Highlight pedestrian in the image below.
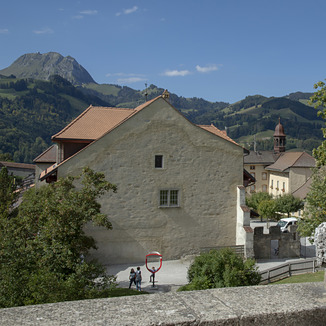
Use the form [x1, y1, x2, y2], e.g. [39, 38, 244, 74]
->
[149, 266, 156, 283]
[135, 266, 142, 291]
[129, 268, 136, 289]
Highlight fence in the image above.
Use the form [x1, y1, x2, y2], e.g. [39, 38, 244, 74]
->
[259, 258, 317, 284]
[200, 245, 245, 257]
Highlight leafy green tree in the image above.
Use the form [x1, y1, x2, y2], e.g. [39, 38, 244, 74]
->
[257, 199, 278, 221]
[298, 80, 326, 237]
[246, 192, 273, 221]
[246, 192, 273, 211]
[275, 194, 304, 217]
[310, 80, 326, 167]
[298, 167, 326, 237]
[178, 248, 261, 291]
[0, 166, 18, 218]
[0, 167, 118, 307]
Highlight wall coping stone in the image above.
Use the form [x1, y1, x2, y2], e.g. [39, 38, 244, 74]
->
[0, 282, 326, 325]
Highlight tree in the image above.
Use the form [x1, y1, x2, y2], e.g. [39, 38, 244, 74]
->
[246, 192, 273, 221]
[257, 199, 278, 221]
[246, 192, 272, 211]
[298, 80, 326, 237]
[0, 166, 18, 218]
[178, 248, 261, 291]
[310, 80, 326, 167]
[274, 194, 304, 217]
[298, 167, 326, 237]
[0, 167, 118, 307]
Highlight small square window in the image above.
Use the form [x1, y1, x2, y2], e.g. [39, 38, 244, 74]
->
[250, 165, 255, 170]
[155, 155, 163, 168]
[262, 172, 267, 180]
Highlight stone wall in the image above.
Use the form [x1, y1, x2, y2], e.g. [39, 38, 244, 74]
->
[1, 283, 325, 325]
[254, 225, 300, 259]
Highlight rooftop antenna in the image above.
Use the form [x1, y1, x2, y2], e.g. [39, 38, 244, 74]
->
[144, 83, 148, 102]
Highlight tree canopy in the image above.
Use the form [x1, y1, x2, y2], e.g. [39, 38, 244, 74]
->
[298, 79, 326, 237]
[178, 248, 261, 291]
[0, 167, 118, 307]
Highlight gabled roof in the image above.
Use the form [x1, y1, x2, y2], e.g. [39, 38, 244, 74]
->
[52, 96, 161, 141]
[0, 161, 35, 170]
[39, 94, 241, 181]
[33, 144, 57, 163]
[266, 152, 315, 172]
[244, 151, 280, 165]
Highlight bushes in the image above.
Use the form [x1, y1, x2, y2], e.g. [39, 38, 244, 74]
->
[178, 248, 261, 291]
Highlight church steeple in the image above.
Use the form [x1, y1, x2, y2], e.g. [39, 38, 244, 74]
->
[273, 118, 286, 153]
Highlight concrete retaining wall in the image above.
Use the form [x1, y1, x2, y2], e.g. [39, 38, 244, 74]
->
[0, 282, 325, 325]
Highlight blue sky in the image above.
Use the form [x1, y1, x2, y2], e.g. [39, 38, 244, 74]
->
[1, 0, 326, 103]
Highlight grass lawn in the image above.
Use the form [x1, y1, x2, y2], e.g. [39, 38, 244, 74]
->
[272, 271, 324, 284]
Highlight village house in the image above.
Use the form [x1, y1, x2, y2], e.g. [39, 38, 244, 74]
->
[34, 92, 252, 264]
[244, 119, 315, 205]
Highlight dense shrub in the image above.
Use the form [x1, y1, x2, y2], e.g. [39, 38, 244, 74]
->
[178, 248, 261, 291]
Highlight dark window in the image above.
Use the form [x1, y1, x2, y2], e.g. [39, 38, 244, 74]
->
[155, 155, 163, 168]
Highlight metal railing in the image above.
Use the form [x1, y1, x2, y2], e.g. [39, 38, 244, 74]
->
[259, 258, 317, 284]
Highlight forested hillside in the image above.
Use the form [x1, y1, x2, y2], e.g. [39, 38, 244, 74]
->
[0, 75, 110, 162]
[0, 74, 323, 163]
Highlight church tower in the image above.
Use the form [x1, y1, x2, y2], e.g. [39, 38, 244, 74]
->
[273, 118, 286, 153]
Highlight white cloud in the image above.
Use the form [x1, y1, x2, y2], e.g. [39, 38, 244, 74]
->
[106, 72, 146, 84]
[33, 27, 54, 35]
[116, 6, 138, 16]
[79, 10, 98, 15]
[162, 69, 191, 77]
[0, 29, 9, 34]
[196, 64, 218, 73]
[72, 15, 83, 19]
[117, 77, 146, 83]
[124, 6, 138, 14]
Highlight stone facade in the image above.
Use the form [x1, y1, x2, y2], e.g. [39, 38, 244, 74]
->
[36, 96, 245, 264]
[254, 225, 301, 259]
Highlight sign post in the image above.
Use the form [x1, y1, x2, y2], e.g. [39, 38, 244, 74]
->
[145, 251, 162, 287]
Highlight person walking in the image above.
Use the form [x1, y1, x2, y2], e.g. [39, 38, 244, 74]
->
[135, 266, 142, 291]
[129, 268, 136, 289]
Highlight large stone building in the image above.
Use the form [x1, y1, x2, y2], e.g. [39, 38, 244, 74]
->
[244, 119, 315, 203]
[34, 93, 250, 264]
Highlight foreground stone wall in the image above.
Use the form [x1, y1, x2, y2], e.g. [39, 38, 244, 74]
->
[1, 283, 325, 325]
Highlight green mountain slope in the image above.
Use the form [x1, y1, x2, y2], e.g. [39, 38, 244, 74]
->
[0, 75, 110, 162]
[0, 52, 324, 163]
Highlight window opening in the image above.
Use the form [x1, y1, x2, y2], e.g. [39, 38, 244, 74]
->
[160, 190, 179, 207]
[155, 155, 163, 168]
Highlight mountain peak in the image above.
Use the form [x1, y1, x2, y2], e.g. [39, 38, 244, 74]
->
[0, 52, 96, 85]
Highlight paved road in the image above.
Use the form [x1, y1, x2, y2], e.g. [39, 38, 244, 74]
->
[105, 255, 314, 293]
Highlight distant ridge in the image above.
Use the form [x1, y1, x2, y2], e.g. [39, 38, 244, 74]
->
[0, 52, 96, 85]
